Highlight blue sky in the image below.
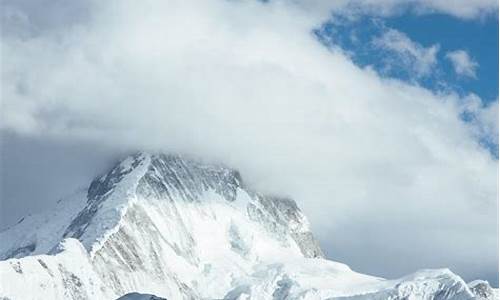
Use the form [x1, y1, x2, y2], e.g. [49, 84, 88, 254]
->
[314, 12, 499, 157]
[389, 14, 498, 101]
[314, 13, 498, 102]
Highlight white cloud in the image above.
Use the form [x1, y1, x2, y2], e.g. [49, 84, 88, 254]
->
[446, 49, 479, 78]
[415, 0, 498, 19]
[372, 28, 440, 78]
[0, 0, 497, 282]
[325, 0, 498, 20]
[478, 101, 499, 146]
[460, 94, 499, 146]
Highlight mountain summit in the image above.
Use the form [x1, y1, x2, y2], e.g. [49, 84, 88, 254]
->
[0, 152, 496, 299]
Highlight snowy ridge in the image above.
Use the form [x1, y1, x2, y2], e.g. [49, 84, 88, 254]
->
[63, 153, 152, 257]
[0, 238, 115, 299]
[0, 189, 87, 260]
[0, 152, 497, 300]
[468, 280, 500, 300]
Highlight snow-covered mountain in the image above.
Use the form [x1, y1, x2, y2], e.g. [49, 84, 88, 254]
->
[0, 152, 497, 300]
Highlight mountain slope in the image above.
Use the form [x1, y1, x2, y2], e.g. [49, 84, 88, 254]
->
[0, 152, 496, 300]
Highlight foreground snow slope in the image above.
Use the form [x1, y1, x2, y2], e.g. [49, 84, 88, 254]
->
[0, 152, 496, 300]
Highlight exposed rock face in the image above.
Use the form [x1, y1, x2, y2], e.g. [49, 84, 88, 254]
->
[116, 292, 167, 300]
[0, 152, 496, 300]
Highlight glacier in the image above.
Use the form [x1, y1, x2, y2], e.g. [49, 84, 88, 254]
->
[0, 152, 497, 300]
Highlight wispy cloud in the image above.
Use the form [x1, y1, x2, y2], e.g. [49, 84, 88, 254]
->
[372, 28, 440, 78]
[326, 0, 498, 20]
[446, 49, 479, 78]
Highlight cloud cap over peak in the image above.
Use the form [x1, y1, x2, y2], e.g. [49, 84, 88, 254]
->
[1, 0, 498, 286]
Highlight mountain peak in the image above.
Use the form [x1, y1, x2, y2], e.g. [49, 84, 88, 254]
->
[1, 151, 495, 300]
[2, 151, 322, 260]
[87, 152, 151, 202]
[63, 152, 152, 254]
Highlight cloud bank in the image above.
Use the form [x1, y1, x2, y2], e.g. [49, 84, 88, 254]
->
[1, 0, 498, 284]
